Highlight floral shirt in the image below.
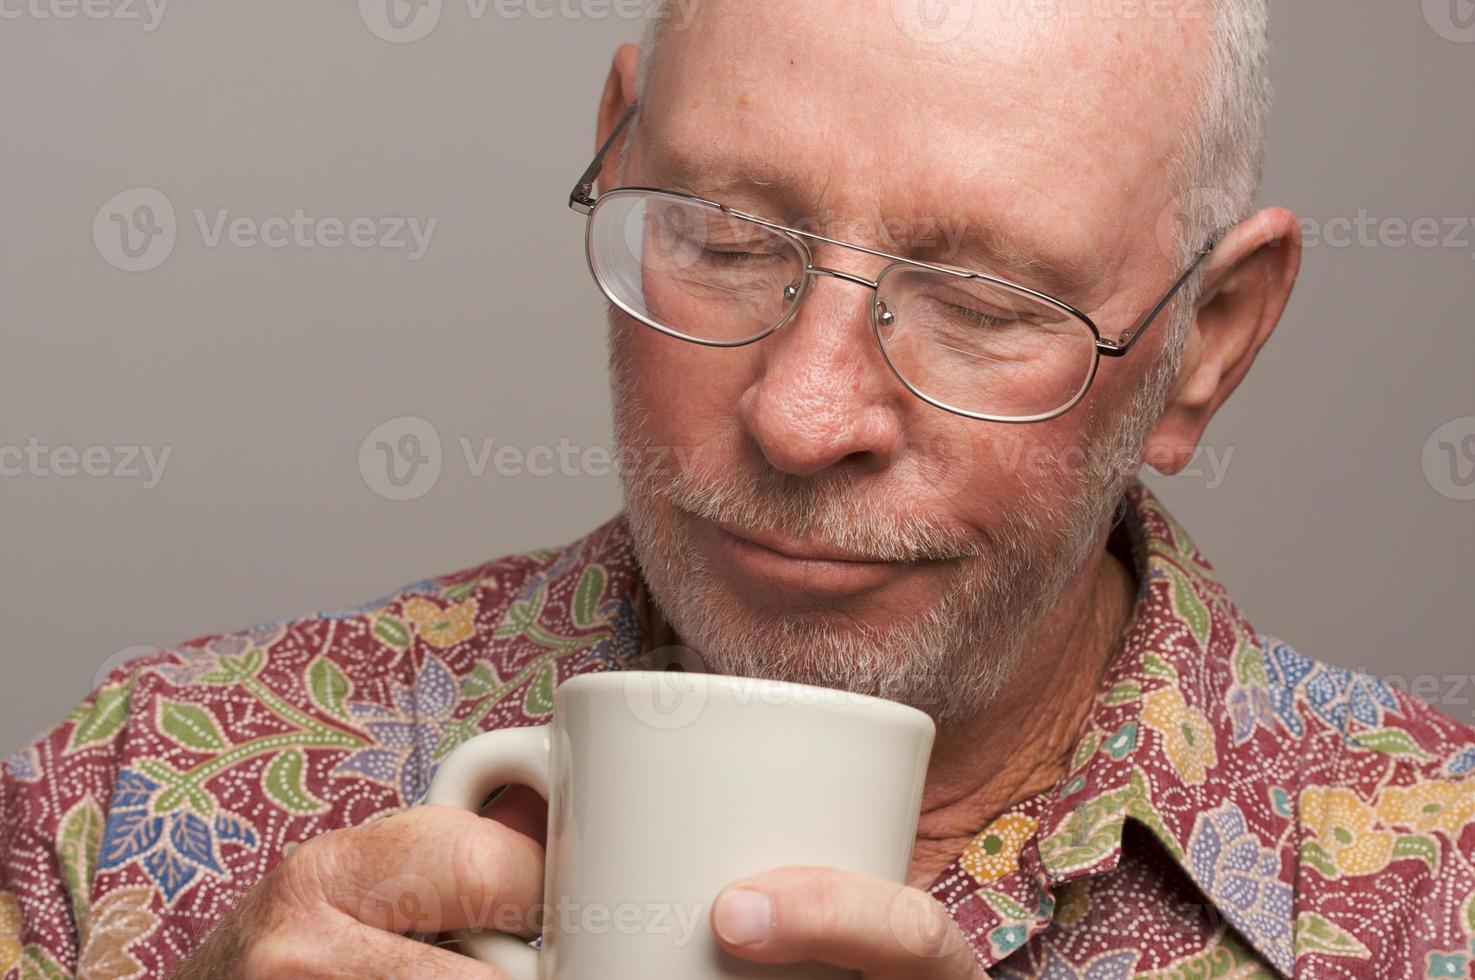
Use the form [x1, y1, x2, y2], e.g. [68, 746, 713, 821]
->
[2, 485, 1473, 979]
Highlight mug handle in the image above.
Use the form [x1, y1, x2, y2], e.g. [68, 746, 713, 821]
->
[425, 725, 552, 980]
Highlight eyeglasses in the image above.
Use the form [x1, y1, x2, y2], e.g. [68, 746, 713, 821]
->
[569, 101, 1220, 423]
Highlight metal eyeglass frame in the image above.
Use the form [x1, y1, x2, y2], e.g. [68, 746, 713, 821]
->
[569, 101, 1222, 423]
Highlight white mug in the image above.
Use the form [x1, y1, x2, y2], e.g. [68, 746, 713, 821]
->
[426, 669, 936, 979]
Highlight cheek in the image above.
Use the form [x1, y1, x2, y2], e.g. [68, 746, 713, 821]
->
[1090, 330, 1169, 410]
[921, 420, 1102, 530]
[616, 317, 757, 461]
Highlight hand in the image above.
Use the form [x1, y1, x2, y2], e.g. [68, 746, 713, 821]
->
[170, 801, 546, 979]
[711, 867, 992, 979]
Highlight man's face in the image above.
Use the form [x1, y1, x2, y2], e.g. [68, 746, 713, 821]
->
[611, 0, 1207, 724]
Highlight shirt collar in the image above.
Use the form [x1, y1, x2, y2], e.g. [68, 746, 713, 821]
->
[523, 483, 1297, 973]
[928, 484, 1298, 972]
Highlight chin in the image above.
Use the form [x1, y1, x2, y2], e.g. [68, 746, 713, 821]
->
[631, 518, 1017, 726]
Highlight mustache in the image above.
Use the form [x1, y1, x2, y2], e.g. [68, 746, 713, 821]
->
[608, 362, 989, 565]
[646, 458, 989, 563]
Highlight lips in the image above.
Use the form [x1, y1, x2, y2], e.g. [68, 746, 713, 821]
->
[708, 520, 890, 565]
[680, 511, 916, 600]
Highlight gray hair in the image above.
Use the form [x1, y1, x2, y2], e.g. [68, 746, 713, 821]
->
[627, 0, 1272, 404]
[1146, 0, 1272, 404]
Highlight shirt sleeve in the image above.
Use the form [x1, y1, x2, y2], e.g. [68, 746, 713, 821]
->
[2, 659, 156, 980]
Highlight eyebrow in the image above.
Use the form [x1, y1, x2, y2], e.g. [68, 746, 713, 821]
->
[637, 144, 1108, 302]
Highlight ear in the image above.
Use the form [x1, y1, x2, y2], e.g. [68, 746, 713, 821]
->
[1142, 207, 1303, 475]
[594, 44, 642, 194]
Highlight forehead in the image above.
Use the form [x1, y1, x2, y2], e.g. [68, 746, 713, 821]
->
[639, 0, 1209, 289]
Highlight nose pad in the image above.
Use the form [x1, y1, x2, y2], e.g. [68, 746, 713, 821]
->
[876, 299, 897, 342]
[783, 281, 802, 303]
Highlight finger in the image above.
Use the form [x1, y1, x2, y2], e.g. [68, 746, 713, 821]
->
[279, 805, 546, 937]
[243, 908, 508, 979]
[480, 784, 548, 848]
[711, 867, 988, 980]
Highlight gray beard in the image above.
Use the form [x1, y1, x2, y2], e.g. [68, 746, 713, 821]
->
[609, 338, 1157, 729]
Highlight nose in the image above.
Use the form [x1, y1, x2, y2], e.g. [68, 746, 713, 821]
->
[735, 271, 906, 478]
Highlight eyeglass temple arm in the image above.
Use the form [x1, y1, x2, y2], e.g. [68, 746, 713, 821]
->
[1097, 232, 1222, 358]
[569, 101, 642, 215]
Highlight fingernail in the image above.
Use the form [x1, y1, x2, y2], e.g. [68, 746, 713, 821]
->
[714, 888, 773, 946]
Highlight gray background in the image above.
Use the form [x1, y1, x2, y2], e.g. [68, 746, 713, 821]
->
[2, 1, 1472, 753]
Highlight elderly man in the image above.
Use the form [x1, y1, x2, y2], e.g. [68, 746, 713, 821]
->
[5, 1, 1474, 977]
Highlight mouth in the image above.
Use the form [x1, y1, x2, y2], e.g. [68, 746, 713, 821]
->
[710, 520, 890, 564]
[686, 512, 923, 598]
